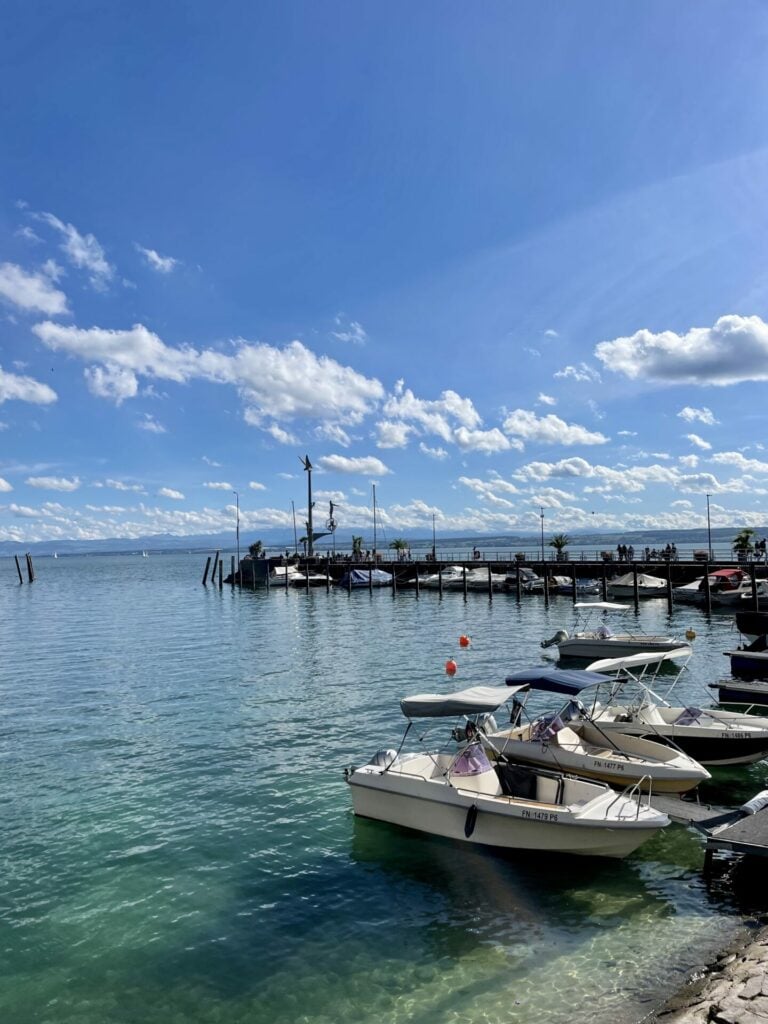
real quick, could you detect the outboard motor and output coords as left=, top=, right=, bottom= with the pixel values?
left=370, top=749, right=398, bottom=769
left=541, top=628, right=568, bottom=649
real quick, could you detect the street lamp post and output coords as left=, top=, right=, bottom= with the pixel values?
left=540, top=506, right=545, bottom=563
left=706, top=493, right=712, bottom=561
left=233, top=490, right=240, bottom=575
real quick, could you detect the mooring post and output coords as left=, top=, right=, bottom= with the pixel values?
left=252, top=559, right=257, bottom=589
left=462, top=565, right=468, bottom=599
left=218, top=559, right=223, bottom=589
left=703, top=563, right=712, bottom=613
left=601, top=563, right=607, bottom=601
left=14, top=554, right=23, bottom=584
left=325, top=561, right=330, bottom=593
left=202, top=556, right=211, bottom=585
left=347, top=568, right=352, bottom=593
left=543, top=565, right=549, bottom=608
left=438, top=564, right=443, bottom=597
left=415, top=562, right=420, bottom=597
left=751, top=565, right=759, bottom=610
left=368, top=565, right=373, bottom=592
left=392, top=562, right=397, bottom=597
left=666, top=561, right=673, bottom=614
left=305, top=562, right=310, bottom=591
left=26, top=553, right=34, bottom=583
left=230, top=555, right=236, bottom=587
left=515, top=566, right=521, bottom=602
left=487, top=563, right=493, bottom=600
left=571, top=564, right=577, bottom=605
left=632, top=563, right=639, bottom=610
left=211, top=550, right=219, bottom=584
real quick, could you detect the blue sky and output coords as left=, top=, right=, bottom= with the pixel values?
left=3, top=1, right=768, bottom=545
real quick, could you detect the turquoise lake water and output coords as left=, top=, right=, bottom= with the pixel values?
left=2, top=553, right=766, bottom=1024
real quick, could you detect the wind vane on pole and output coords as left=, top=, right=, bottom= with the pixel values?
left=300, top=455, right=314, bottom=557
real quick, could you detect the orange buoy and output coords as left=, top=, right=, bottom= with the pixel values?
left=459, top=635, right=471, bottom=648
left=445, top=658, right=458, bottom=676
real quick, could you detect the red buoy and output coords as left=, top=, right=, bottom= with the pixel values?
left=445, top=658, right=458, bottom=676
left=459, top=635, right=471, bottom=648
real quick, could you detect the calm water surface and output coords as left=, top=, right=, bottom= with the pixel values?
left=1, top=554, right=765, bottom=1024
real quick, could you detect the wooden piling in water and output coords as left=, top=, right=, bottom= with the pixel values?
left=415, top=563, right=420, bottom=597
left=14, top=554, right=23, bottom=583
left=751, top=565, right=759, bottom=610
left=632, top=563, right=639, bottom=609
left=462, top=565, right=468, bottom=599
left=571, top=564, right=577, bottom=605
left=326, top=562, right=330, bottom=593
left=438, top=565, right=443, bottom=596
left=211, top=550, right=219, bottom=584
left=666, top=561, right=673, bottom=613
left=487, top=564, right=492, bottom=599
left=703, top=563, right=712, bottom=613
left=252, top=559, right=257, bottom=589
left=515, top=567, right=521, bottom=602
left=218, top=559, right=223, bottom=589
left=202, top=556, right=211, bottom=585
left=601, top=564, right=607, bottom=601
left=26, top=553, right=34, bottom=583
left=230, top=555, right=235, bottom=587
left=543, top=565, right=549, bottom=608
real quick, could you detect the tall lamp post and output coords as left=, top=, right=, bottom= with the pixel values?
left=540, top=506, right=545, bottom=563
left=706, top=493, right=712, bottom=561
left=233, top=490, right=240, bottom=573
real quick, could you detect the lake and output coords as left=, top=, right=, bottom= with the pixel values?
left=1, top=553, right=765, bottom=1024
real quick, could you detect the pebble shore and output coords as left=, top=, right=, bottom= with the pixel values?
left=646, top=925, right=768, bottom=1024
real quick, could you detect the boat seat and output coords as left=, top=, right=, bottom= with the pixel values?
left=635, top=705, right=667, bottom=726
left=555, top=726, right=588, bottom=755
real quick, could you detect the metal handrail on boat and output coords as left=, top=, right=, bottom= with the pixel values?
left=605, top=775, right=653, bottom=820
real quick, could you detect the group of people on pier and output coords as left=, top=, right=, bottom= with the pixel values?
left=615, top=543, right=678, bottom=562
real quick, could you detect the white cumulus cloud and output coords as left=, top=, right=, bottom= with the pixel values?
left=553, top=363, right=601, bottom=383
left=317, top=454, right=391, bottom=476
left=537, top=393, right=556, bottom=406
left=204, top=481, right=234, bottom=490
left=0, top=366, right=57, bottom=405
left=0, top=477, right=12, bottom=492
left=38, top=212, right=114, bottom=287
left=26, top=475, right=80, bottom=491
left=419, top=442, right=448, bottom=460
left=595, top=314, right=768, bottom=385
left=678, top=406, right=718, bottom=425
left=137, top=413, right=166, bottom=434
left=376, top=420, right=412, bottom=449
left=158, top=487, right=184, bottom=499
left=135, top=244, right=178, bottom=273
left=249, top=481, right=267, bottom=491
left=0, top=262, right=69, bottom=315
left=331, top=315, right=368, bottom=344
left=685, top=433, right=712, bottom=450
left=503, top=409, right=608, bottom=446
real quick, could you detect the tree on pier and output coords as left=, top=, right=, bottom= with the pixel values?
left=389, top=538, right=408, bottom=560
left=248, top=540, right=264, bottom=558
left=548, top=533, right=571, bottom=559
left=352, top=535, right=363, bottom=558
left=732, top=528, right=755, bottom=561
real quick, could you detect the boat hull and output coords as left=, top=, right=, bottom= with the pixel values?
left=711, top=679, right=768, bottom=706
left=595, top=721, right=768, bottom=766
left=556, top=636, right=689, bottom=661
left=348, top=771, right=662, bottom=859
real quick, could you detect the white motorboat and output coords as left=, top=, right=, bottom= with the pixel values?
left=503, top=567, right=544, bottom=593
left=585, top=651, right=768, bottom=766
left=441, top=567, right=508, bottom=591
left=346, top=685, right=670, bottom=859
left=607, top=572, right=667, bottom=598
left=540, top=602, right=691, bottom=661
left=711, top=580, right=768, bottom=608
left=674, top=569, right=750, bottom=605
left=418, top=565, right=468, bottom=589
left=491, top=668, right=710, bottom=793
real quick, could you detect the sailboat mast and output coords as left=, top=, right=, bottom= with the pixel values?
left=372, top=483, right=377, bottom=557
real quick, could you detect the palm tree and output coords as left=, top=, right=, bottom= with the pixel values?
left=389, top=538, right=408, bottom=560
left=548, top=533, right=570, bottom=560
left=248, top=540, right=264, bottom=558
left=351, top=535, right=363, bottom=558
left=733, top=528, right=755, bottom=561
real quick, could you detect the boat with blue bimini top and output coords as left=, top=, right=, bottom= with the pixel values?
left=485, top=667, right=710, bottom=793
left=582, top=650, right=768, bottom=766
left=345, top=684, right=670, bottom=859
left=541, top=602, right=692, bottom=661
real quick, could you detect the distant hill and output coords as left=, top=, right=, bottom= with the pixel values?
left=1, top=525, right=763, bottom=558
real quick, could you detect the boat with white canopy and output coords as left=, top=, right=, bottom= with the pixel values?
left=584, top=650, right=768, bottom=766
left=487, top=667, right=710, bottom=793
left=540, top=602, right=692, bottom=661
left=346, top=685, right=670, bottom=859
left=607, top=572, right=667, bottom=598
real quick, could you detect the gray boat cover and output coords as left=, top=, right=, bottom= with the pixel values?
left=400, top=685, right=525, bottom=718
